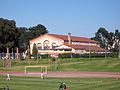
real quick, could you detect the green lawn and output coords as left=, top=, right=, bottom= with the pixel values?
left=58, top=58, right=120, bottom=72
left=1, top=58, right=120, bottom=90
left=0, top=57, right=120, bottom=72
left=0, top=76, right=120, bottom=90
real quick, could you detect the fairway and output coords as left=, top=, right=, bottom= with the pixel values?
left=0, top=75, right=120, bottom=90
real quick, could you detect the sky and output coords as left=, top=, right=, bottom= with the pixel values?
left=0, top=0, right=120, bottom=38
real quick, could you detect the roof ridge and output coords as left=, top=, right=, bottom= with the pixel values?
left=48, top=33, right=89, bottom=39
left=48, top=33, right=98, bottom=43
left=30, top=33, right=98, bottom=43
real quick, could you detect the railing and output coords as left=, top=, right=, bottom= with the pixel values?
left=38, top=49, right=72, bottom=54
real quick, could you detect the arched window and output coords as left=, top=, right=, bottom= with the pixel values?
left=37, top=43, right=42, bottom=50
left=43, top=40, right=50, bottom=50
left=52, top=42, right=57, bottom=49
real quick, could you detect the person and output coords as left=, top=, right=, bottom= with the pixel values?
left=3, top=86, right=9, bottom=90
left=59, top=83, right=64, bottom=90
left=59, top=83, right=66, bottom=90
left=63, top=83, right=66, bottom=90
left=7, top=73, right=11, bottom=80
left=66, top=84, right=68, bottom=90
left=40, top=71, right=44, bottom=79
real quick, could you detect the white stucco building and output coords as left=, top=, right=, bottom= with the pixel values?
left=30, top=33, right=105, bottom=55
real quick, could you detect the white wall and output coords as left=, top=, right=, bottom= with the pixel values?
left=30, top=34, right=64, bottom=54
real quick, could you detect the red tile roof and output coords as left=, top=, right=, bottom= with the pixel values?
left=65, top=44, right=105, bottom=52
left=64, top=44, right=84, bottom=50
left=47, top=33, right=98, bottom=43
left=30, top=33, right=99, bottom=44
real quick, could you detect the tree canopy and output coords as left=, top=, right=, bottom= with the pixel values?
left=92, top=27, right=120, bottom=52
left=29, top=24, right=48, bottom=38
left=1, top=18, right=119, bottom=53
left=0, top=18, right=48, bottom=53
left=18, top=24, right=48, bottom=52
left=0, top=18, right=20, bottom=52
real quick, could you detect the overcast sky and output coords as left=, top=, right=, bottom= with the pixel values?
left=0, top=0, right=120, bottom=37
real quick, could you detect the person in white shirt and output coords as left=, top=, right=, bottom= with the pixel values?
left=40, top=72, right=44, bottom=79
left=7, top=73, right=11, bottom=80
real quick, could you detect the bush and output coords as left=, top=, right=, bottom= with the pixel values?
left=59, top=53, right=72, bottom=58
left=51, top=57, right=56, bottom=62
left=107, top=52, right=118, bottom=58
left=41, top=54, right=51, bottom=59
left=58, top=53, right=113, bottom=58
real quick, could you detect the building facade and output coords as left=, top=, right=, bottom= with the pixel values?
left=30, top=33, right=105, bottom=55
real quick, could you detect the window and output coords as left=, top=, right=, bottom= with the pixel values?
left=37, top=43, right=42, bottom=50
left=43, top=40, right=50, bottom=50
left=52, top=42, right=57, bottom=49
left=64, top=49, right=72, bottom=51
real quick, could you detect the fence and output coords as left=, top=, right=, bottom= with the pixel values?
left=0, top=52, right=25, bottom=60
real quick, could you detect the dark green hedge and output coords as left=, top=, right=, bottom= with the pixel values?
left=31, top=52, right=119, bottom=59
left=58, top=52, right=119, bottom=58
left=40, top=54, right=51, bottom=59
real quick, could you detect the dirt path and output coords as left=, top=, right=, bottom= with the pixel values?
left=1, top=71, right=120, bottom=78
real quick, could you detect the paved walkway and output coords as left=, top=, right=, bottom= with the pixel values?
left=0, top=71, right=120, bottom=78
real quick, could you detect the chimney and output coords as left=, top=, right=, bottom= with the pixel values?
left=68, top=33, right=71, bottom=45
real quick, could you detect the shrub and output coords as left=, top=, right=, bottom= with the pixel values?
left=41, top=54, right=50, bottom=59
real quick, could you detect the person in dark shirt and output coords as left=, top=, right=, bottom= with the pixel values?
left=63, top=83, right=66, bottom=90
left=59, top=83, right=66, bottom=90
left=2, top=86, right=9, bottom=90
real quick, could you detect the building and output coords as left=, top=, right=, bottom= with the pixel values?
left=30, top=33, right=105, bottom=55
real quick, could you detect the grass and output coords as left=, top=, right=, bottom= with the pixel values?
left=59, top=58, right=120, bottom=72
left=1, top=58, right=120, bottom=90
left=0, top=57, right=120, bottom=72
left=0, top=76, right=120, bottom=90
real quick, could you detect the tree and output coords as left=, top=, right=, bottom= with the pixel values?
left=0, top=18, right=20, bottom=52
left=0, top=18, right=48, bottom=53
left=29, top=24, right=48, bottom=39
left=17, top=27, right=30, bottom=52
left=18, top=24, right=48, bottom=52
left=112, top=30, right=120, bottom=52
left=92, top=27, right=120, bottom=52
left=92, top=28, right=109, bottom=48
left=32, top=43, right=38, bottom=60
